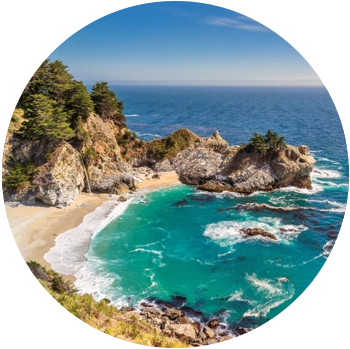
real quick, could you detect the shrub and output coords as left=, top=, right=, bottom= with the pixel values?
left=91, top=82, right=126, bottom=125
left=3, top=161, right=38, bottom=191
left=247, top=130, right=286, bottom=154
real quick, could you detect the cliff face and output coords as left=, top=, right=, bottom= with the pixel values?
left=2, top=115, right=315, bottom=206
left=3, top=138, right=84, bottom=206
left=2, top=114, right=136, bottom=206
left=80, top=116, right=135, bottom=194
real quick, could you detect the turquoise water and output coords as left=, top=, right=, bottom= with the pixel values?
left=55, top=86, right=348, bottom=332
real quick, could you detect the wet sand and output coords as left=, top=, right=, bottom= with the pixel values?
left=5, top=171, right=180, bottom=280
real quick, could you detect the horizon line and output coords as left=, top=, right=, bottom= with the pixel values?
left=83, top=79, right=323, bottom=87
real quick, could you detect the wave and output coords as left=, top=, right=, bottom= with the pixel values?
left=44, top=199, right=132, bottom=277
left=277, top=182, right=323, bottom=194
left=234, top=203, right=301, bottom=213
left=316, top=157, right=340, bottom=165
left=306, top=199, right=347, bottom=213
left=203, top=217, right=307, bottom=247
left=125, top=114, right=139, bottom=117
left=244, top=273, right=295, bottom=317
left=136, top=132, right=162, bottom=138
left=311, top=168, right=342, bottom=179
left=129, top=248, right=163, bottom=256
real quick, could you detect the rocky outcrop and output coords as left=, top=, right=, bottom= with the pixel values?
left=240, top=227, right=277, bottom=240
left=33, top=143, right=85, bottom=206
left=130, top=305, right=233, bottom=345
left=81, top=116, right=135, bottom=194
left=149, top=130, right=315, bottom=194
left=3, top=141, right=85, bottom=207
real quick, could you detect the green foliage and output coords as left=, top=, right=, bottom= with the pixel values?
left=74, top=116, right=91, bottom=142
left=44, top=151, right=54, bottom=162
left=91, top=82, right=126, bottom=124
left=27, top=261, right=187, bottom=347
left=147, top=128, right=199, bottom=160
left=247, top=130, right=286, bottom=154
left=17, top=60, right=94, bottom=143
left=65, top=80, right=94, bottom=121
left=81, top=148, right=98, bottom=162
left=18, top=60, right=73, bottom=109
left=3, top=161, right=38, bottom=191
left=118, top=130, right=138, bottom=144
left=17, top=94, right=75, bottom=143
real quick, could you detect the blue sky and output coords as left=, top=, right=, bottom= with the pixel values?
left=49, top=2, right=321, bottom=86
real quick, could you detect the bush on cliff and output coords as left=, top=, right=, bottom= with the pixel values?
left=3, top=161, right=38, bottom=191
left=246, top=130, right=286, bottom=154
left=147, top=128, right=199, bottom=160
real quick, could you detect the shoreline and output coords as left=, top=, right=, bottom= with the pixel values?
left=5, top=171, right=180, bottom=282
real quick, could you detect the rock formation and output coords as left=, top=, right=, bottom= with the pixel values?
left=3, top=114, right=316, bottom=206
left=154, top=130, right=315, bottom=194
left=240, top=227, right=278, bottom=240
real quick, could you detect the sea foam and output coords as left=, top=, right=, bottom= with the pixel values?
left=203, top=217, right=307, bottom=247
left=44, top=199, right=132, bottom=277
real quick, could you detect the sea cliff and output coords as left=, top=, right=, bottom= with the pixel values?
left=3, top=114, right=315, bottom=207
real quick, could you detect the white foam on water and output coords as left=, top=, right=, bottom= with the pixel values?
left=246, top=274, right=282, bottom=295
left=244, top=274, right=295, bottom=317
left=44, top=199, right=132, bottom=277
left=311, top=168, right=342, bottom=179
left=227, top=290, right=252, bottom=304
left=306, top=199, right=347, bottom=213
left=136, top=132, right=162, bottom=138
left=316, top=157, right=340, bottom=165
left=277, top=182, right=323, bottom=194
left=204, top=217, right=307, bottom=247
left=125, top=114, right=139, bottom=117
left=218, top=250, right=235, bottom=258
left=129, top=248, right=163, bottom=256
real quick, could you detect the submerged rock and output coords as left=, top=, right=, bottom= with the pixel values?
left=207, top=319, right=220, bottom=329
left=240, top=228, right=278, bottom=240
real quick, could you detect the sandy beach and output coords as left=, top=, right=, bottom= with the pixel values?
left=5, top=171, right=180, bottom=279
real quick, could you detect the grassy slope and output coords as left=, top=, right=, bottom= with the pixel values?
left=28, top=262, right=187, bottom=348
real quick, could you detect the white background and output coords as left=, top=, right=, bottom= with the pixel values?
left=0, top=0, right=348, bottom=344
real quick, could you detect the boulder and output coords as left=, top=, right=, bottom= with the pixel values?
left=203, top=326, right=216, bottom=339
left=207, top=319, right=220, bottom=329
left=219, top=336, right=232, bottom=342
left=240, top=227, right=278, bottom=240
left=169, top=324, right=197, bottom=342
left=118, top=196, right=127, bottom=202
left=32, top=143, right=85, bottom=206
left=28, top=264, right=50, bottom=281
left=179, top=317, right=192, bottom=325
left=165, top=308, right=183, bottom=320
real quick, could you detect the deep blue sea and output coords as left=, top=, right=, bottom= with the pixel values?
left=46, top=86, right=348, bottom=334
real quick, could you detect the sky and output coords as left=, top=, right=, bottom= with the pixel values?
left=48, top=1, right=321, bottom=86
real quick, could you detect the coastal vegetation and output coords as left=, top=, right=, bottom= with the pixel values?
left=147, top=128, right=199, bottom=160
left=246, top=130, right=287, bottom=154
left=15, top=59, right=124, bottom=144
left=3, top=59, right=314, bottom=205
left=27, top=261, right=186, bottom=347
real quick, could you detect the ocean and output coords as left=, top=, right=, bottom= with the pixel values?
left=45, top=86, right=348, bottom=333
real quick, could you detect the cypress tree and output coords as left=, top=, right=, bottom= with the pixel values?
left=91, top=82, right=126, bottom=124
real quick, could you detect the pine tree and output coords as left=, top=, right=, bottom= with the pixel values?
left=17, top=94, right=75, bottom=143
left=91, top=82, right=125, bottom=124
